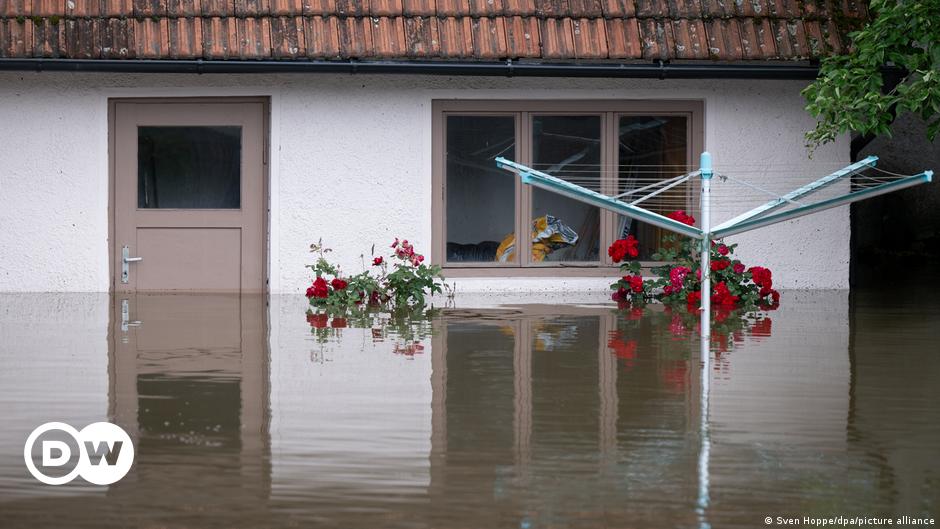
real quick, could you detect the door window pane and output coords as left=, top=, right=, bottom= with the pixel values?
left=138, top=126, right=242, bottom=209
left=531, top=115, right=601, bottom=262
left=616, top=116, right=689, bottom=260
left=446, top=116, right=516, bottom=263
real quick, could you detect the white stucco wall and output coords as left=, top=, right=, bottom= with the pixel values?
left=0, top=72, right=848, bottom=293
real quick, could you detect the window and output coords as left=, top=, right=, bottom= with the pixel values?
left=433, top=101, right=703, bottom=274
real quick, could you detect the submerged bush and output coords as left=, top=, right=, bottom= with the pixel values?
left=609, top=210, right=780, bottom=312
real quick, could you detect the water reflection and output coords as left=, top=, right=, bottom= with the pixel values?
left=0, top=290, right=937, bottom=528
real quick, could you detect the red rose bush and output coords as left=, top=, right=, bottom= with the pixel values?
left=609, top=210, right=780, bottom=311
left=305, top=238, right=446, bottom=310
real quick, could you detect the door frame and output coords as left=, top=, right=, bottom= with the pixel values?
left=108, top=97, right=271, bottom=293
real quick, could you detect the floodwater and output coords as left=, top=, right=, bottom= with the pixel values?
left=0, top=290, right=937, bottom=528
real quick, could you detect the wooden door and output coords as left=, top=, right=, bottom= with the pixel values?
left=112, top=100, right=266, bottom=292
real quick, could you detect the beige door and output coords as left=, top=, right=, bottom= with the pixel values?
left=112, top=100, right=266, bottom=292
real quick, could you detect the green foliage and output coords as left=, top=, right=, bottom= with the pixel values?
left=305, top=238, right=447, bottom=312
left=803, top=0, right=940, bottom=148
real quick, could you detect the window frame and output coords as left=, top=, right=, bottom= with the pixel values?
left=432, top=100, right=704, bottom=276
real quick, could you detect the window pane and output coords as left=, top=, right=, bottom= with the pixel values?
left=446, top=116, right=516, bottom=263
left=138, top=126, right=242, bottom=209
left=531, top=115, right=601, bottom=262
left=616, top=116, right=690, bottom=260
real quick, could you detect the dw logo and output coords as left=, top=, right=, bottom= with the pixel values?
left=23, top=422, right=134, bottom=485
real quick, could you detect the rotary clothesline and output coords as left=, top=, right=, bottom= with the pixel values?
left=496, top=154, right=933, bottom=241
left=497, top=153, right=933, bottom=529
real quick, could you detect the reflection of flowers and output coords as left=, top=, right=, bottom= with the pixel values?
left=607, top=330, right=638, bottom=368
left=305, top=304, right=438, bottom=362
left=393, top=342, right=425, bottom=358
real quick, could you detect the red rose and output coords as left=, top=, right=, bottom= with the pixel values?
left=710, top=259, right=731, bottom=272
left=748, top=266, right=772, bottom=289
left=623, top=274, right=644, bottom=294
left=733, top=262, right=745, bottom=274
left=686, top=290, right=702, bottom=308
left=372, top=256, right=383, bottom=266
left=667, top=210, right=696, bottom=226
left=331, top=317, right=347, bottom=328
left=717, top=244, right=729, bottom=256
left=608, top=235, right=639, bottom=263
left=611, top=287, right=628, bottom=302
left=310, top=277, right=329, bottom=298
left=330, top=278, right=348, bottom=290
left=711, top=281, right=739, bottom=307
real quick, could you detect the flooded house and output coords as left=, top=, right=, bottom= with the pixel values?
left=0, top=1, right=868, bottom=294
left=4, top=2, right=939, bottom=529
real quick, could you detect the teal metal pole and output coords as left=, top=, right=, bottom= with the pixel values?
left=700, top=152, right=712, bottom=321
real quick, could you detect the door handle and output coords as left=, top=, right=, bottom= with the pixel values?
left=121, top=245, right=143, bottom=283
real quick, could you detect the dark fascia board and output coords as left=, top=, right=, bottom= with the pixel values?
left=0, top=58, right=825, bottom=79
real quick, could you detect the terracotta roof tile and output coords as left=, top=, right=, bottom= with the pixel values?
left=371, top=16, right=405, bottom=56
left=371, top=0, right=404, bottom=16
left=470, top=17, right=505, bottom=58
left=539, top=17, right=573, bottom=59
left=134, top=0, right=168, bottom=17
left=270, top=15, right=304, bottom=58
left=270, top=0, right=304, bottom=15
left=667, top=0, right=701, bottom=18
left=167, top=0, right=200, bottom=16
left=671, top=19, right=707, bottom=59
left=1, top=1, right=25, bottom=17
left=705, top=18, right=743, bottom=60
left=635, top=0, right=667, bottom=18
left=167, top=17, right=203, bottom=58
left=202, top=16, right=237, bottom=58
left=438, top=16, right=472, bottom=57
left=33, top=17, right=65, bottom=57
left=503, top=0, right=535, bottom=15
left=0, top=0, right=866, bottom=62
left=738, top=17, right=775, bottom=59
left=133, top=17, right=167, bottom=59
left=201, top=0, right=236, bottom=16
left=437, top=0, right=471, bottom=16
left=571, top=18, right=605, bottom=59
left=102, top=0, right=134, bottom=16
left=638, top=18, right=673, bottom=61
left=700, top=0, right=734, bottom=18
left=99, top=17, right=134, bottom=58
left=598, top=0, right=632, bottom=17
left=469, top=0, right=506, bottom=17
left=505, top=15, right=538, bottom=57
left=236, top=0, right=271, bottom=16
left=303, top=15, right=339, bottom=57
left=1, top=18, right=30, bottom=57
left=68, top=0, right=105, bottom=17
left=65, top=18, right=97, bottom=59
left=772, top=18, right=808, bottom=58
left=30, top=0, right=63, bottom=18
left=605, top=18, right=640, bottom=59
left=404, top=15, right=438, bottom=56
left=337, top=16, right=373, bottom=56
left=402, top=0, right=435, bottom=15
left=567, top=0, right=601, bottom=17
left=534, top=0, right=567, bottom=17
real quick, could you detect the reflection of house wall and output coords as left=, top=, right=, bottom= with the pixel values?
left=430, top=306, right=700, bottom=527
left=0, top=293, right=110, bottom=499
left=709, top=291, right=851, bottom=445
left=267, top=295, right=433, bottom=516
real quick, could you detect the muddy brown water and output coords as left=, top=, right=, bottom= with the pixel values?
left=0, top=290, right=937, bottom=528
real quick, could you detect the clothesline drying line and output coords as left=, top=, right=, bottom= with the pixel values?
left=495, top=154, right=933, bottom=242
